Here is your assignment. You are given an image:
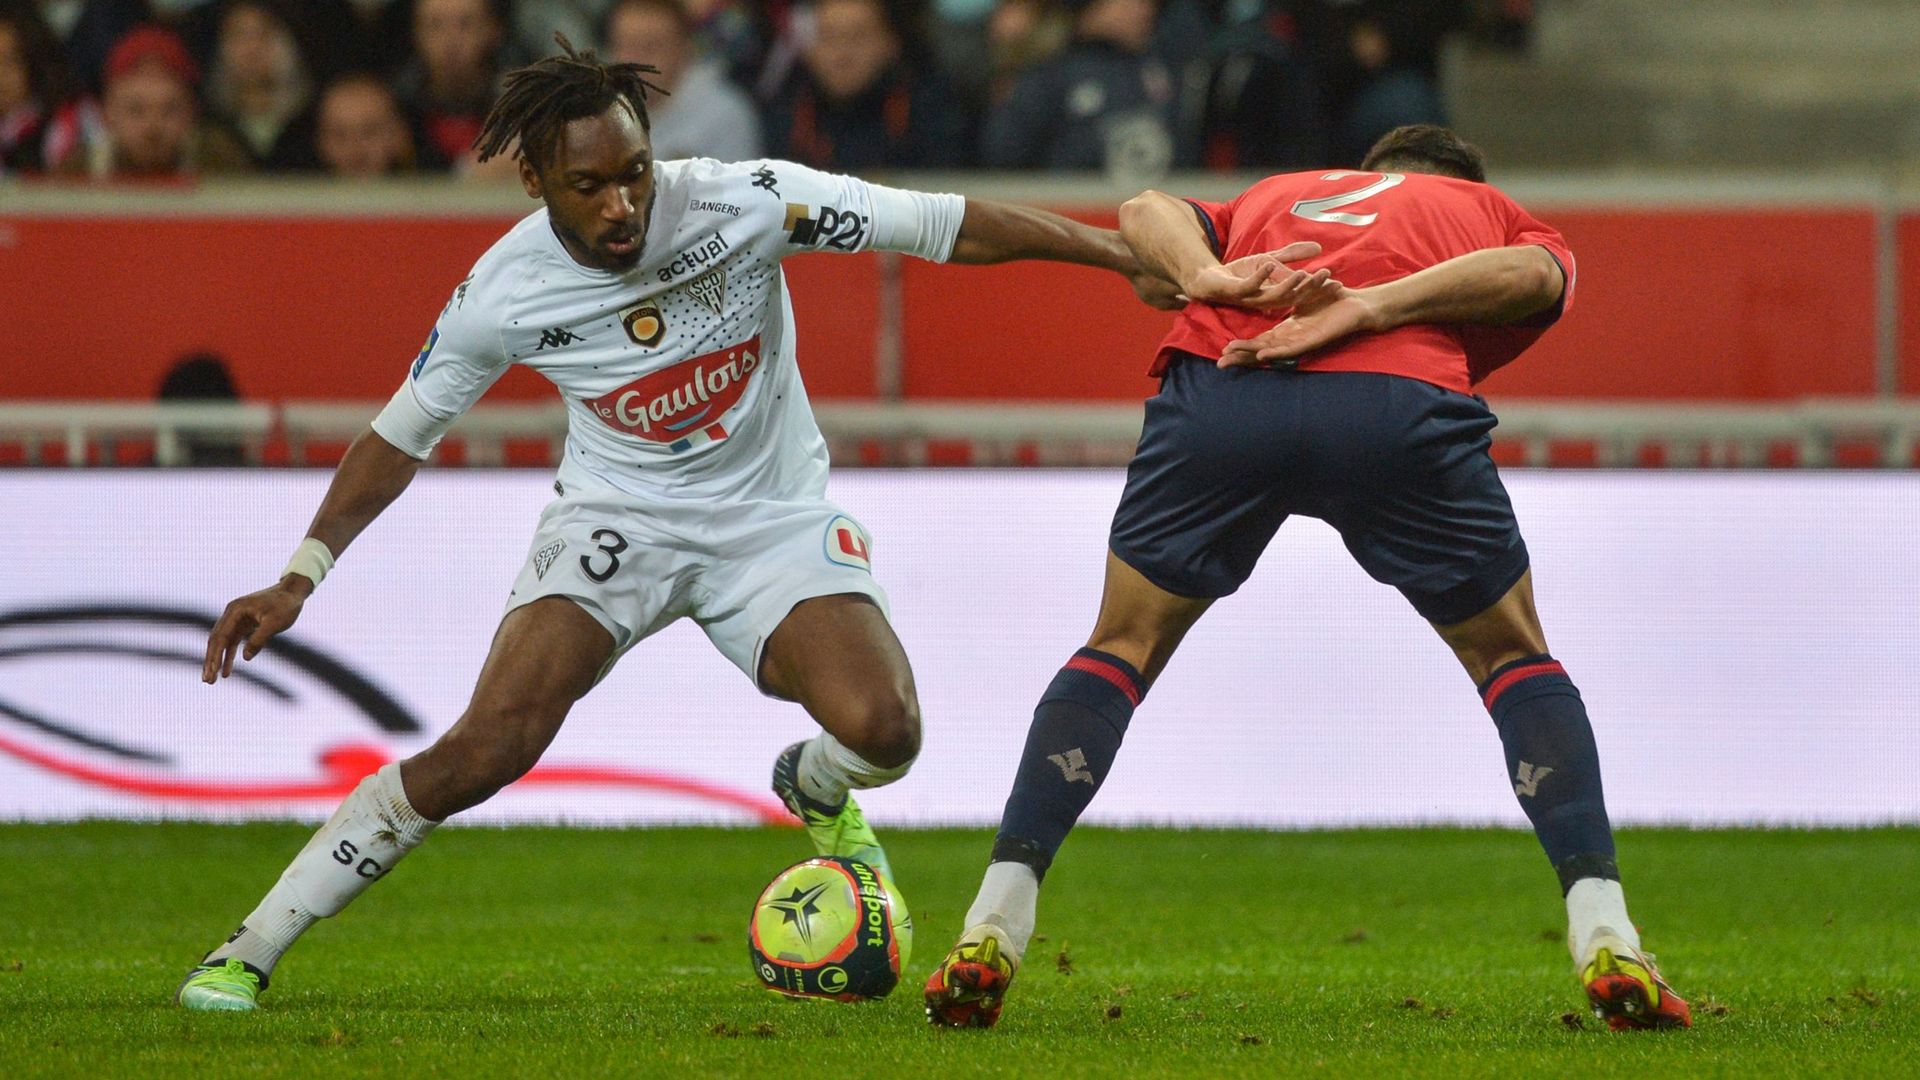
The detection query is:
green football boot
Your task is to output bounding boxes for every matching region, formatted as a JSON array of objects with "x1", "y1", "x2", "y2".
[
  {"x1": 176, "y1": 957, "x2": 266, "y2": 1012},
  {"x1": 771, "y1": 740, "x2": 894, "y2": 883}
]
